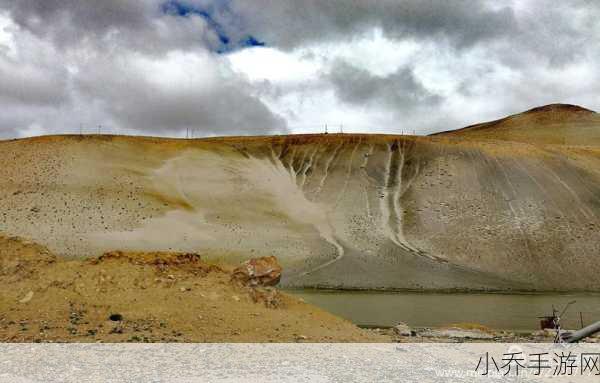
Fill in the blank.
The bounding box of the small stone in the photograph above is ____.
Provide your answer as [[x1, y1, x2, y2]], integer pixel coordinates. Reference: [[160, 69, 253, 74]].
[[19, 291, 34, 303], [393, 322, 412, 337], [232, 295, 240, 302], [532, 329, 556, 338], [248, 287, 281, 308]]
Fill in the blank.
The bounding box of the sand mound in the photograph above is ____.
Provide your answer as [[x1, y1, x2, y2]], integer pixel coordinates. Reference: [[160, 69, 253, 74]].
[[0, 236, 382, 342]]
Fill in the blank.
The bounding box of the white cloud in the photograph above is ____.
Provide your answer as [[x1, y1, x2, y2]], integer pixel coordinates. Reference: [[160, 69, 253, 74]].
[[0, 12, 16, 58], [227, 31, 432, 134], [229, 47, 321, 84]]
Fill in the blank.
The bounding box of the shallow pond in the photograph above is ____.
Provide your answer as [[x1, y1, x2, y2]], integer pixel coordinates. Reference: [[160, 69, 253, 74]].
[[287, 290, 600, 331]]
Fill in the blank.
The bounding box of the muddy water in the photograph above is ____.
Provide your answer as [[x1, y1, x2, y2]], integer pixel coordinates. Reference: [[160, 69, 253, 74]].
[[287, 290, 600, 331]]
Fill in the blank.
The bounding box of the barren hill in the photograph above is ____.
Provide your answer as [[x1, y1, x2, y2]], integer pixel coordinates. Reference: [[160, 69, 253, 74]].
[[434, 103, 600, 145], [1, 121, 599, 291]]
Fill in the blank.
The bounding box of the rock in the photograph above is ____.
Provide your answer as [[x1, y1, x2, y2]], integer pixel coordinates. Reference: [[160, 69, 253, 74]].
[[532, 329, 556, 338], [19, 291, 34, 303], [109, 313, 123, 322], [249, 287, 281, 308], [231, 256, 282, 287], [393, 322, 412, 337]]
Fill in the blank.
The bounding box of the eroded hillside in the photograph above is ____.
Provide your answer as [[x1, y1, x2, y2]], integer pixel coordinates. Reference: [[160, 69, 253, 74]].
[[1, 123, 599, 291]]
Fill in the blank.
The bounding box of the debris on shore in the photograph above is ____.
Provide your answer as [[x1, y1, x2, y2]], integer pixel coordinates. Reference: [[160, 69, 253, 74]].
[[368, 322, 600, 343]]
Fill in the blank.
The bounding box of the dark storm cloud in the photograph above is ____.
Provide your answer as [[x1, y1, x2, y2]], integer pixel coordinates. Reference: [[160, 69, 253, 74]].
[[1, 0, 264, 54], [74, 54, 286, 135], [227, 0, 517, 49], [328, 60, 442, 111], [0, 0, 231, 54], [225, 0, 600, 69], [2, 0, 153, 45], [109, 86, 286, 135], [0, 59, 68, 106], [6, 0, 150, 30]]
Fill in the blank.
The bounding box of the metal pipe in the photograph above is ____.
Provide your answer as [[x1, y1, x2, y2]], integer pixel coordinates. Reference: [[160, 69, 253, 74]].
[[564, 321, 600, 343]]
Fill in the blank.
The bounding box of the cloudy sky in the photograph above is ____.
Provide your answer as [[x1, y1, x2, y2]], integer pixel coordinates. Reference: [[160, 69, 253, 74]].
[[0, 0, 599, 139]]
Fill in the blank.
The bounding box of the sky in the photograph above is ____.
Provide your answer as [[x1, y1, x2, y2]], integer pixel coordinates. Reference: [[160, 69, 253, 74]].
[[0, 0, 599, 139]]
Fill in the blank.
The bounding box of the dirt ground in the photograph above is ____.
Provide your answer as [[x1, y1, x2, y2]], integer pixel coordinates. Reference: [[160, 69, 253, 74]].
[[0, 236, 386, 342]]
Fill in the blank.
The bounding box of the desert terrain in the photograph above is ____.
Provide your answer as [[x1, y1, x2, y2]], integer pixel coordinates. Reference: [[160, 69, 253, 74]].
[[6, 235, 598, 343], [1, 104, 599, 293], [2, 103, 600, 342], [0, 235, 382, 342]]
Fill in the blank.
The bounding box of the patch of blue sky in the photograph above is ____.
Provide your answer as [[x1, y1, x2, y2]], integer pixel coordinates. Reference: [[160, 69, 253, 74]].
[[161, 0, 265, 53]]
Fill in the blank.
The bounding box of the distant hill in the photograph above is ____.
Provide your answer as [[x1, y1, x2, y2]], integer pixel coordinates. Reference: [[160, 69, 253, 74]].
[[433, 103, 600, 145]]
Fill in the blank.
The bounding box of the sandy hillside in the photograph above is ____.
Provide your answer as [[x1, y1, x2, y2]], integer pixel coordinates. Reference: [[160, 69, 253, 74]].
[[0, 236, 383, 342], [434, 103, 600, 145], [1, 104, 599, 291]]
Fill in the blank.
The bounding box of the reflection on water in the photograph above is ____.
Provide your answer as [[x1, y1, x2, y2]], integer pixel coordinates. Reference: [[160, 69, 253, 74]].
[[287, 290, 600, 331]]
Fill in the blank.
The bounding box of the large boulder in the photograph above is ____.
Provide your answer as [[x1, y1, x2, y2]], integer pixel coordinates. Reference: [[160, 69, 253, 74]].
[[231, 256, 282, 287]]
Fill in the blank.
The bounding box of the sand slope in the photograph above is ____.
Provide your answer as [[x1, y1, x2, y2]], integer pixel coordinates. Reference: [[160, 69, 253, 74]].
[[0, 236, 380, 342], [1, 106, 599, 291]]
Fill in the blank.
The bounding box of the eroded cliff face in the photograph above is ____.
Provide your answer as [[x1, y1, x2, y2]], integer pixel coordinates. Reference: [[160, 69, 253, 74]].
[[1, 132, 599, 291]]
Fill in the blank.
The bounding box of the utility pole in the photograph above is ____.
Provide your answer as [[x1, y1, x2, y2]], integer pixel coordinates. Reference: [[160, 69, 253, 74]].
[[325, 124, 328, 134], [98, 125, 101, 135], [79, 123, 83, 135], [340, 124, 343, 134]]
